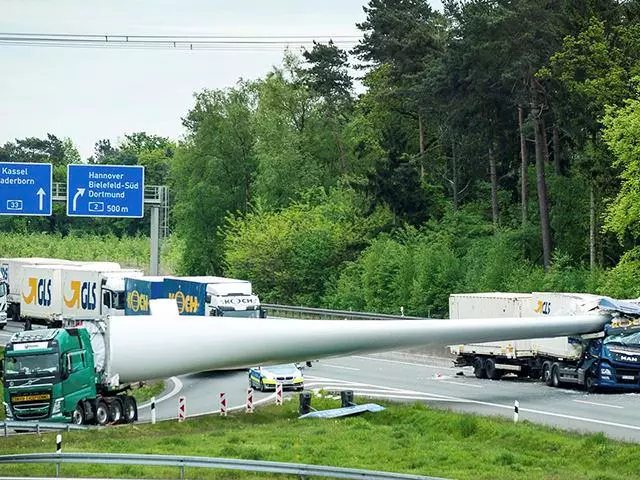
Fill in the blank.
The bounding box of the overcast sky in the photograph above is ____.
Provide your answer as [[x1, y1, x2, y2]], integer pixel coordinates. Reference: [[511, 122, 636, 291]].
[[1, 1, 440, 159]]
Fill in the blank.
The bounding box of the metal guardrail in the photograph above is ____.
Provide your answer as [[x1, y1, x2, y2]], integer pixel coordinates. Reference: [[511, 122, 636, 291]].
[[263, 304, 429, 321], [0, 421, 88, 437], [0, 452, 450, 480]]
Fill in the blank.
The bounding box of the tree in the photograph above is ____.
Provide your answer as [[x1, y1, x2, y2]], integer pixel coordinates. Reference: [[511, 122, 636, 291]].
[[252, 54, 335, 208], [172, 82, 257, 274], [542, 14, 640, 266], [301, 40, 354, 174], [602, 92, 640, 242]]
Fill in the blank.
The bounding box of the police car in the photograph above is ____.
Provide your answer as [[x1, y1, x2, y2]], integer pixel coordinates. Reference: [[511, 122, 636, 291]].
[[248, 363, 304, 392]]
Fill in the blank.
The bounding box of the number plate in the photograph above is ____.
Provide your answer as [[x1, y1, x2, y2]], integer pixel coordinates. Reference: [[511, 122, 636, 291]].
[[11, 394, 51, 402]]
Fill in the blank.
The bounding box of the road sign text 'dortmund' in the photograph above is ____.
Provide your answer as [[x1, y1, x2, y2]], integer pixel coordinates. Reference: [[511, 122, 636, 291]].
[[0, 162, 52, 216], [67, 164, 144, 218]]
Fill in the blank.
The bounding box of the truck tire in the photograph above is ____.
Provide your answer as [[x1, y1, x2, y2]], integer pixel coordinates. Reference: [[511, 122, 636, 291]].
[[109, 398, 123, 424], [551, 363, 561, 388], [72, 403, 86, 425], [472, 357, 486, 379], [542, 362, 553, 386], [123, 396, 137, 423], [96, 400, 110, 426], [485, 358, 501, 380], [584, 372, 596, 393], [259, 379, 266, 392]]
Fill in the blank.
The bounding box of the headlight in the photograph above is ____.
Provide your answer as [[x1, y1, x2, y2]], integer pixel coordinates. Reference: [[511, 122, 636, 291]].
[[600, 367, 612, 377], [51, 397, 64, 415], [3, 402, 13, 418]]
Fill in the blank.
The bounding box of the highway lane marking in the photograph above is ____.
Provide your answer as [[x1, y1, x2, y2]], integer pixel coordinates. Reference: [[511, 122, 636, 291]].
[[320, 364, 360, 371], [307, 377, 640, 432], [139, 376, 183, 409], [435, 380, 483, 388], [573, 399, 624, 409], [351, 355, 459, 371]]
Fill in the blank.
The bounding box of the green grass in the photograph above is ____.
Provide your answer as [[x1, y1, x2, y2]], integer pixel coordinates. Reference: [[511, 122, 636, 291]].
[[1, 395, 640, 479], [0, 232, 181, 274], [131, 380, 166, 404]]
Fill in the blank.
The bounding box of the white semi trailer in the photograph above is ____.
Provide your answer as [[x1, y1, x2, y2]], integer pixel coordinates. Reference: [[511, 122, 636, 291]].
[[449, 292, 640, 391], [0, 258, 120, 320], [19, 264, 143, 327]]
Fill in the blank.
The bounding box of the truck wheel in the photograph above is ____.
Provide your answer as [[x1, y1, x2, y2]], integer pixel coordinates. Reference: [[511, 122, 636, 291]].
[[584, 373, 596, 393], [110, 398, 123, 424], [96, 400, 110, 426], [259, 379, 266, 392], [123, 396, 137, 423], [542, 362, 552, 386], [72, 403, 86, 425], [551, 364, 561, 388], [472, 357, 486, 379], [485, 358, 501, 380]]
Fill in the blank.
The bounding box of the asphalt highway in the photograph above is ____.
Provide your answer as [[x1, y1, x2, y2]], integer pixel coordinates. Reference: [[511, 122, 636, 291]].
[[3, 320, 640, 441]]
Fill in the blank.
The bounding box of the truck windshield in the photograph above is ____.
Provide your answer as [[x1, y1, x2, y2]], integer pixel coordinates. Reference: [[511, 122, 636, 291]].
[[4, 354, 59, 376], [112, 291, 125, 310], [604, 331, 640, 347]]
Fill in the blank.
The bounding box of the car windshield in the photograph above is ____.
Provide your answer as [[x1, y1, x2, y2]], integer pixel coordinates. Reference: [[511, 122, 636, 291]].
[[604, 331, 640, 347], [267, 364, 297, 373], [5, 353, 59, 376]]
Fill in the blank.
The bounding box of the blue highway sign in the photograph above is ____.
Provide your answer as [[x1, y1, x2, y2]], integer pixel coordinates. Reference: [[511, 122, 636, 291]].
[[67, 164, 145, 218], [0, 162, 52, 216]]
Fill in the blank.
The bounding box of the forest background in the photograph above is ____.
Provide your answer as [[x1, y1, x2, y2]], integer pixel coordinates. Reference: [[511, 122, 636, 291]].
[[2, 0, 640, 318]]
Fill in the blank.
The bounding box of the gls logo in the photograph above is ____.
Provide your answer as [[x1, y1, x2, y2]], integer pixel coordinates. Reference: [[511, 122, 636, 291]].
[[64, 280, 97, 310], [0, 264, 8, 281], [22, 277, 52, 306], [534, 300, 551, 315]]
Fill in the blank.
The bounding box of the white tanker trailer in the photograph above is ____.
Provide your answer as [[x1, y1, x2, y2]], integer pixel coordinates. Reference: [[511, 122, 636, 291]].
[[0, 305, 618, 426]]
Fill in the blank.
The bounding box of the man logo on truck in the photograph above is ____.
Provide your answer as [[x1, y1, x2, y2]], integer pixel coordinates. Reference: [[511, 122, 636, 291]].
[[534, 300, 551, 315], [22, 277, 52, 306], [64, 280, 97, 310]]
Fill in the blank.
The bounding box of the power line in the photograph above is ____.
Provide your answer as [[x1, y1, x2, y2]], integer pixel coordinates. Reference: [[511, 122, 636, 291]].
[[0, 32, 361, 51]]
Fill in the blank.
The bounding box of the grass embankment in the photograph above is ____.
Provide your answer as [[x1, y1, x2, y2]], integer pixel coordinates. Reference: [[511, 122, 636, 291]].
[[0, 232, 181, 274], [1, 395, 640, 480], [130, 381, 166, 404]]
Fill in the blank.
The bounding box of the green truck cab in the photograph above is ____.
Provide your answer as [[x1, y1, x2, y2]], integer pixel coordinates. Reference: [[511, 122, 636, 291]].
[[1, 327, 136, 425]]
